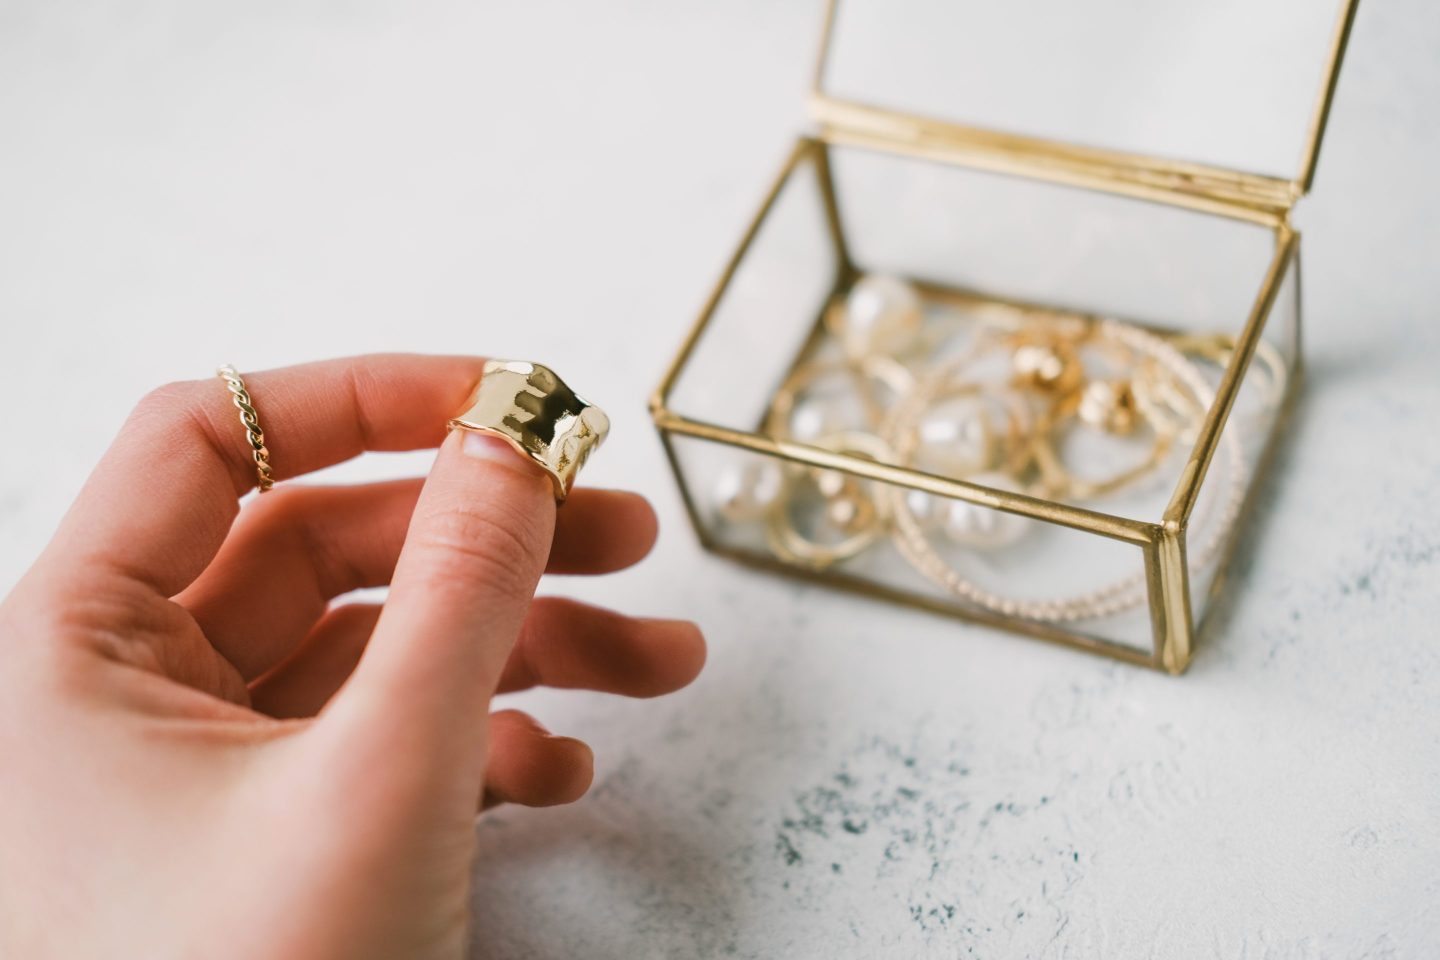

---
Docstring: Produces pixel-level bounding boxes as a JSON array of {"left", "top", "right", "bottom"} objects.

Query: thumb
[{"left": 325, "top": 428, "right": 556, "bottom": 771}]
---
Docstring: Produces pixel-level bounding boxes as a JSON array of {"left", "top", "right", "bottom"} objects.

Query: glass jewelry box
[{"left": 651, "top": 0, "right": 1361, "bottom": 673}]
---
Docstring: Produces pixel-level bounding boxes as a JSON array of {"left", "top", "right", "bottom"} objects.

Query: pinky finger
[{"left": 482, "top": 709, "right": 594, "bottom": 810}]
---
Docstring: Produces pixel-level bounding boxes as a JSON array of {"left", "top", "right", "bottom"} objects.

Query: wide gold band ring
[
  {"left": 448, "top": 359, "right": 610, "bottom": 502},
  {"left": 216, "top": 364, "right": 275, "bottom": 492}
]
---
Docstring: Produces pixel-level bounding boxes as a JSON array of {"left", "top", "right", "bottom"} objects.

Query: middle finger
[
  {"left": 178, "top": 479, "right": 659, "bottom": 680},
  {"left": 248, "top": 597, "right": 706, "bottom": 718}
]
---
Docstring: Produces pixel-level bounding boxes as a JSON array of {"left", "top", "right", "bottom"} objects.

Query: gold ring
[
  {"left": 216, "top": 365, "right": 275, "bottom": 492},
  {"left": 763, "top": 430, "right": 896, "bottom": 571},
  {"left": 448, "top": 359, "right": 609, "bottom": 502}
]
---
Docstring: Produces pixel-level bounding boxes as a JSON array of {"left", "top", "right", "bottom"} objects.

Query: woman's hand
[{"left": 0, "top": 354, "right": 705, "bottom": 959}]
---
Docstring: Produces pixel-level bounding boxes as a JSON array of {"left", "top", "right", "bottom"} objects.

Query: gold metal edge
[
  {"left": 1142, "top": 539, "right": 1168, "bottom": 669},
  {"left": 656, "top": 424, "right": 716, "bottom": 554},
  {"left": 813, "top": 140, "right": 856, "bottom": 280},
  {"left": 812, "top": 98, "right": 1292, "bottom": 226},
  {"left": 809, "top": 0, "right": 1362, "bottom": 214},
  {"left": 1191, "top": 246, "right": 1307, "bottom": 646},
  {"left": 1149, "top": 528, "right": 1194, "bottom": 675},
  {"left": 1297, "top": 0, "right": 1363, "bottom": 193},
  {"left": 700, "top": 540, "right": 1160, "bottom": 670},
  {"left": 650, "top": 138, "right": 821, "bottom": 414},
  {"left": 1164, "top": 227, "right": 1299, "bottom": 526},
  {"left": 653, "top": 409, "right": 1157, "bottom": 546},
  {"left": 810, "top": 0, "right": 841, "bottom": 96}
]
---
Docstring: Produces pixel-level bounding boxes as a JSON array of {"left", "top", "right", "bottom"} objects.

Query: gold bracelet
[
  {"left": 763, "top": 431, "right": 897, "bottom": 571},
  {"left": 216, "top": 365, "right": 275, "bottom": 492},
  {"left": 881, "top": 319, "right": 1247, "bottom": 623},
  {"left": 764, "top": 353, "right": 914, "bottom": 439}
]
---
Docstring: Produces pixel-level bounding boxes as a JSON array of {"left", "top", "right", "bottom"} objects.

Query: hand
[{"left": 0, "top": 355, "right": 705, "bottom": 959}]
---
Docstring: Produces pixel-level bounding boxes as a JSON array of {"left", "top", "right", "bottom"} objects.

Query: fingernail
[
  {"left": 546, "top": 734, "right": 592, "bottom": 752},
  {"left": 461, "top": 431, "right": 515, "bottom": 461},
  {"left": 458, "top": 431, "right": 546, "bottom": 479}
]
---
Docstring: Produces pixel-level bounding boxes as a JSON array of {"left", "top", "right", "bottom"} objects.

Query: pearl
[
  {"left": 825, "top": 493, "right": 874, "bottom": 534},
  {"left": 842, "top": 274, "right": 923, "bottom": 358},
  {"left": 941, "top": 472, "right": 1032, "bottom": 549},
  {"left": 714, "top": 459, "right": 782, "bottom": 523},
  {"left": 917, "top": 397, "right": 993, "bottom": 476},
  {"left": 905, "top": 490, "right": 947, "bottom": 529},
  {"left": 815, "top": 469, "right": 847, "bottom": 499},
  {"left": 789, "top": 398, "right": 841, "bottom": 443},
  {"left": 1011, "top": 341, "right": 1082, "bottom": 394}
]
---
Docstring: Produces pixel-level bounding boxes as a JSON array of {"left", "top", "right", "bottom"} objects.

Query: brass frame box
[{"left": 651, "top": 0, "right": 1361, "bottom": 674}]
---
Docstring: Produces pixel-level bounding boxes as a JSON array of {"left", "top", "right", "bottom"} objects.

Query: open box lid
[{"left": 811, "top": 0, "right": 1360, "bottom": 222}]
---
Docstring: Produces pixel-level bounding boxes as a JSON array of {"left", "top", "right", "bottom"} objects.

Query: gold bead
[
  {"left": 825, "top": 492, "right": 875, "bottom": 534},
  {"left": 1011, "top": 341, "right": 1082, "bottom": 394},
  {"left": 1078, "top": 379, "right": 1139, "bottom": 434}
]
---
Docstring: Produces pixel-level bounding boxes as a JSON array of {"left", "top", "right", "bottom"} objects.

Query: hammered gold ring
[
  {"left": 216, "top": 364, "right": 275, "bottom": 492},
  {"left": 448, "top": 359, "right": 610, "bottom": 502}
]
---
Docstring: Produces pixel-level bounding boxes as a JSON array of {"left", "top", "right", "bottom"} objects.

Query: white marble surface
[{"left": 2, "top": 2, "right": 1438, "bottom": 957}]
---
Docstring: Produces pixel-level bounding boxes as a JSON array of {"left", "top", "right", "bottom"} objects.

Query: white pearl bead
[
  {"left": 905, "top": 490, "right": 947, "bottom": 529},
  {"left": 714, "top": 460, "right": 782, "bottom": 523},
  {"left": 788, "top": 398, "right": 840, "bottom": 443},
  {"left": 842, "top": 274, "right": 923, "bottom": 357},
  {"left": 814, "top": 469, "right": 847, "bottom": 499},
  {"left": 917, "top": 397, "right": 992, "bottom": 476},
  {"left": 826, "top": 494, "right": 873, "bottom": 534},
  {"left": 941, "top": 473, "right": 1031, "bottom": 549}
]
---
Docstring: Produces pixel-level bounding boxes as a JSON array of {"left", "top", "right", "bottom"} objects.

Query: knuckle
[
  {"left": 411, "top": 501, "right": 547, "bottom": 596},
  {"left": 133, "top": 378, "right": 227, "bottom": 452},
  {"left": 489, "top": 707, "right": 539, "bottom": 730},
  {"left": 133, "top": 376, "right": 251, "bottom": 488},
  {"left": 1, "top": 580, "right": 158, "bottom": 702},
  {"left": 234, "top": 485, "right": 315, "bottom": 549},
  {"left": 133, "top": 379, "right": 204, "bottom": 423},
  {"left": 243, "top": 482, "right": 311, "bottom": 525}
]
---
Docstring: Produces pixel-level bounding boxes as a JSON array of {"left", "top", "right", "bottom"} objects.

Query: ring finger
[
  {"left": 178, "top": 480, "right": 660, "bottom": 681},
  {"left": 249, "top": 597, "right": 706, "bottom": 719}
]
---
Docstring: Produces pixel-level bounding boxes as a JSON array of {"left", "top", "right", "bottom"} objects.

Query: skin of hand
[{"left": 0, "top": 354, "right": 706, "bottom": 959}]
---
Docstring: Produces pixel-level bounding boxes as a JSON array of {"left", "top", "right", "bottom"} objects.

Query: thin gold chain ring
[{"left": 216, "top": 365, "right": 275, "bottom": 492}]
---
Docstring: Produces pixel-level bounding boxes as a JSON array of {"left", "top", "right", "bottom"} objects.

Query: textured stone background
[{"left": 2, "top": 2, "right": 1437, "bottom": 957}]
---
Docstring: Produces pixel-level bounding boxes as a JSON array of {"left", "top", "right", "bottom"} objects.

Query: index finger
[{"left": 40, "top": 354, "right": 487, "bottom": 597}]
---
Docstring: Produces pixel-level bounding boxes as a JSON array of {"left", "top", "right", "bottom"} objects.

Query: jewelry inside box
[{"left": 711, "top": 274, "right": 1286, "bottom": 623}]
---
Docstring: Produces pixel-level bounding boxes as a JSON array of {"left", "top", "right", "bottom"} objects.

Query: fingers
[
  {"left": 549, "top": 491, "right": 657, "bottom": 574},
  {"left": 179, "top": 483, "right": 414, "bottom": 681},
  {"left": 180, "top": 481, "right": 659, "bottom": 681},
  {"left": 327, "top": 431, "right": 556, "bottom": 770},
  {"left": 264, "top": 632, "right": 597, "bottom": 808},
  {"left": 43, "top": 354, "right": 487, "bottom": 598},
  {"left": 249, "top": 604, "right": 380, "bottom": 719},
  {"left": 481, "top": 710, "right": 593, "bottom": 809},
  {"left": 250, "top": 598, "right": 706, "bottom": 720},
  {"left": 497, "top": 598, "right": 706, "bottom": 698}
]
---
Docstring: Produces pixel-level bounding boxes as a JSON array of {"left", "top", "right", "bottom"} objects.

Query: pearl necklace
[{"left": 882, "top": 318, "right": 1248, "bottom": 624}]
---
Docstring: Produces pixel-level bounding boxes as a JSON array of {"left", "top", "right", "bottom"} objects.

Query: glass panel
[
  {"left": 666, "top": 149, "right": 839, "bottom": 431},
  {"left": 667, "top": 433, "right": 1154, "bottom": 653},
  {"left": 658, "top": 138, "right": 1291, "bottom": 658},
  {"left": 819, "top": 142, "right": 1279, "bottom": 525},
  {"left": 821, "top": 0, "right": 1341, "bottom": 180},
  {"left": 1186, "top": 242, "right": 1300, "bottom": 633},
  {"left": 829, "top": 143, "right": 1274, "bottom": 331}
]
